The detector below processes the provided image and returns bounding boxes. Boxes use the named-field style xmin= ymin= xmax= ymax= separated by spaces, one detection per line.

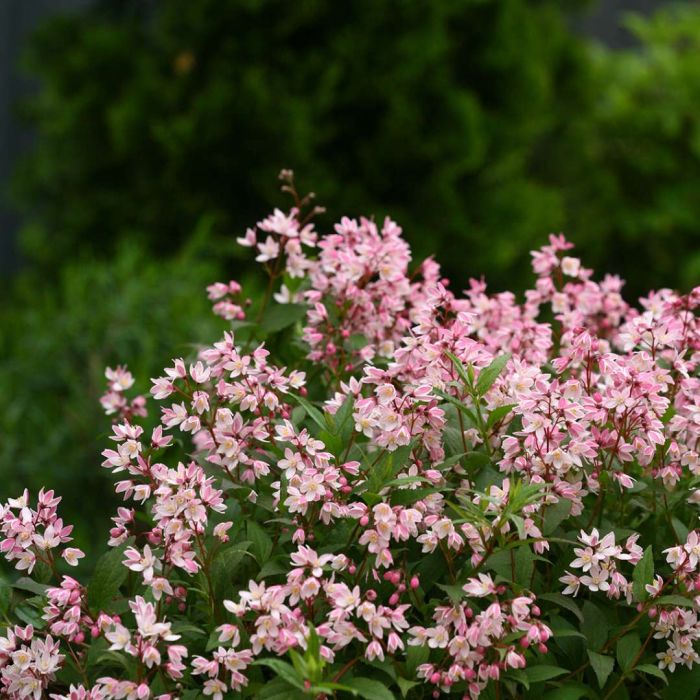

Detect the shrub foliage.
xmin=1 ymin=174 xmax=698 ymax=699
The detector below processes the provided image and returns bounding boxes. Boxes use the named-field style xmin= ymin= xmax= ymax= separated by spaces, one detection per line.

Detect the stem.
xmin=332 ymin=657 xmax=359 ymax=682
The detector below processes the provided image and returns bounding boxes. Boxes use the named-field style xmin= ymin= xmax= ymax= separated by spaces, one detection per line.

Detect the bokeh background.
xmin=1 ymin=0 xmax=699 ymax=560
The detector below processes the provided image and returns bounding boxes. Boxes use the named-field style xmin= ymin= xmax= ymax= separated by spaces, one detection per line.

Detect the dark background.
xmin=0 ymin=0 xmax=671 ymax=278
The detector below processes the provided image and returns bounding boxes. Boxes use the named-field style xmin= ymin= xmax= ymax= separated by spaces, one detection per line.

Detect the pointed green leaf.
xmin=87 ymin=543 xmax=129 ymax=613
xmin=525 ymin=665 xmax=569 ymax=683
xmin=260 ymin=303 xmax=307 ymax=333
xmin=344 ymin=677 xmax=396 ymax=700
xmin=476 ymin=353 xmax=511 ymax=395
xmin=637 ymin=664 xmax=667 ymax=684
xmin=486 ymin=404 xmax=516 ymax=430
xmin=633 ymin=546 xmax=654 ymax=602
xmin=616 ymin=634 xmax=641 ymax=672
xmin=253 ymin=658 xmax=304 ymax=689
xmin=587 ymin=650 xmax=614 ymax=689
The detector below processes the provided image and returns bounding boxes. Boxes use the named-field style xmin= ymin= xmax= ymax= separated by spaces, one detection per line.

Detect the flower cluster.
xmin=560 ymin=528 xmax=643 ymax=599
xmin=2 ymin=174 xmax=699 ymax=698
xmin=0 ymin=625 xmax=63 ymax=699
xmin=409 ymin=575 xmax=551 ymax=696
xmin=0 ymin=490 xmax=83 ymax=575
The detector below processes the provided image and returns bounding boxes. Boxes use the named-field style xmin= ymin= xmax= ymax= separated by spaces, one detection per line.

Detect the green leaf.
xmin=550 ymin=627 xmax=586 ymax=639
xmin=434 ymin=388 xmax=473 ymax=418
xmin=87 ymin=543 xmax=129 ymax=612
xmin=180 ymin=691 xmax=202 ymax=700
xmin=171 ymin=623 xmax=206 ymax=638
xmin=632 ymin=546 xmax=654 ymax=602
xmin=344 ymin=677 xmax=396 ymax=700
xmin=436 ymin=582 xmax=466 ymax=603
xmin=460 ymin=451 xmax=492 ymax=470
xmin=390 ymin=487 xmax=439 ymax=506
xmin=662 ymin=664 xmax=700 ymax=698
xmin=15 ymin=603 xmax=44 ymax=627
xmin=616 ymin=634 xmax=641 ymax=672
xmin=405 ymin=644 xmax=429 ymax=676
xmin=637 ymin=664 xmax=667 ymax=684
xmin=542 ymin=500 xmax=572 ymax=535
xmin=311 ymin=682 xmax=357 ymax=695
xmin=445 ymin=350 xmax=473 ymax=388
xmin=260 ymin=303 xmax=307 ymax=333
xmin=671 ymin=517 xmax=689 ymax=544
xmin=253 ymin=658 xmax=304 ymax=689
xmin=486 ymin=403 xmax=516 ymax=430
xmin=288 ymin=648 xmax=309 ymax=680
xmin=247 ymin=520 xmax=273 ymax=564
xmin=397 ymin=677 xmax=419 ymax=697
xmin=256 ymin=678 xmax=305 ymax=700
xmin=544 ymin=682 xmax=600 ymax=700
xmin=514 ymin=545 xmax=535 ymax=585
xmin=581 ymin=601 xmax=610 ymax=650
xmin=291 ymin=395 xmax=327 ymax=432
xmin=525 ymin=665 xmax=569 ymax=683
xmin=12 ymin=577 xmax=49 ymax=596
xmin=211 ymin=541 xmax=252 ymax=598
xmin=257 ymin=556 xmax=289 ymax=580
xmin=476 ymin=353 xmax=511 ymax=395
xmin=0 ymin=578 xmax=11 ymax=615
xmin=331 ymin=394 xmax=356 ymax=444
xmin=383 ymin=476 xmax=431 ymax=488
xmin=656 ymin=594 xmax=695 ymax=608
xmin=306 ymin=624 xmax=321 ymax=662
xmin=587 ymin=650 xmax=615 ymax=689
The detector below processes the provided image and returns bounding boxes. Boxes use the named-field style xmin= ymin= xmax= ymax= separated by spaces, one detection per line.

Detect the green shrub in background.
xmin=12 ymin=0 xmax=594 ymax=294
xmin=13 ymin=1 xmax=700 ymax=299
xmin=567 ymin=5 xmax=700 ymax=295
xmin=0 ymin=227 xmax=228 ymax=560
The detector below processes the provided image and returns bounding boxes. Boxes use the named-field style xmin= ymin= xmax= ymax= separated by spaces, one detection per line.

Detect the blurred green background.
xmin=1 ymin=0 xmax=699 ymax=559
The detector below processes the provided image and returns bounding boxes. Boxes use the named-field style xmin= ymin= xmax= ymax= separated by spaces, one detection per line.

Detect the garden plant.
xmin=1 ymin=173 xmax=698 ymax=699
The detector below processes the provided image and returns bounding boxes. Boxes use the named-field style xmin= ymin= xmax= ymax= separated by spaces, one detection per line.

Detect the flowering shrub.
xmin=1 ymin=171 xmax=698 ymax=699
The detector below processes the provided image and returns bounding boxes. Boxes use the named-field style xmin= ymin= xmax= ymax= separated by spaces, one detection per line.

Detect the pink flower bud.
xmin=410 ymin=576 xmax=420 ymax=590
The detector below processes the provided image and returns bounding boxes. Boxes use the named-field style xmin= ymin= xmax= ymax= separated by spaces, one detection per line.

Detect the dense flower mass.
xmin=1 ymin=172 xmax=699 ymax=698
